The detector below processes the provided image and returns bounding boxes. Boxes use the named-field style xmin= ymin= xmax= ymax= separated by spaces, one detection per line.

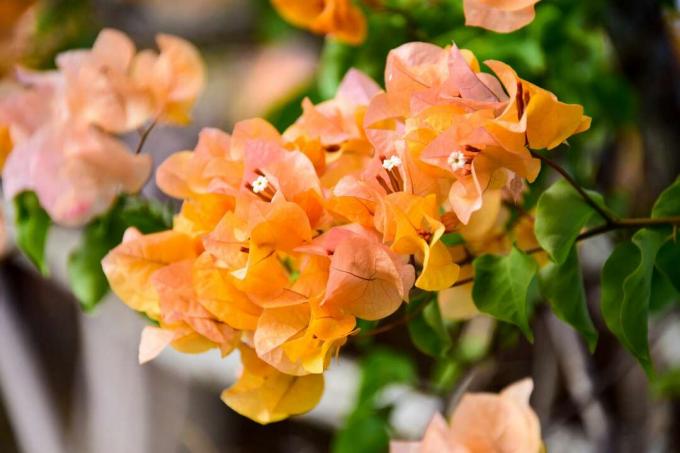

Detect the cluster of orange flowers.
xmin=103 ymin=40 xmax=589 ymax=423
xmin=271 ymin=0 xmax=543 ymax=45
xmin=0 ymin=29 xmax=203 ymax=226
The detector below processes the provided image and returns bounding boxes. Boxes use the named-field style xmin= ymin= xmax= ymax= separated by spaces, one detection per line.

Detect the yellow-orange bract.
xmin=272 ymin=0 xmax=366 ymax=45
xmin=102 ymin=41 xmax=589 ymax=424
xmin=390 ymin=379 xmax=543 ymax=452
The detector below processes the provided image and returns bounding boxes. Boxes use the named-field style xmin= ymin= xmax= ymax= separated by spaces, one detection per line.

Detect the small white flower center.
xmin=382 ymin=155 xmax=402 ymax=171
xmin=251 ymin=175 xmax=269 ymax=193
xmin=447 ymin=151 xmax=466 ymax=171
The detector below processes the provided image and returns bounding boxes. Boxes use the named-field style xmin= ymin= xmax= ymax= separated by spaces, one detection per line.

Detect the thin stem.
xmin=359 ymin=215 xmax=680 ymax=336
xmin=135 ymin=119 xmax=158 ymax=155
xmin=530 ymin=150 xmax=615 ymax=224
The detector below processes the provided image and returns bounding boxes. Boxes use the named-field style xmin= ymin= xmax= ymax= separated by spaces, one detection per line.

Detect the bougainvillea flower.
xmin=382 ymin=192 xmax=459 ymax=291
xmin=485 ymin=60 xmax=591 ymax=151
xmin=271 ymin=0 xmax=366 ymax=45
xmin=131 ymin=33 xmax=205 ymax=125
xmin=3 ymin=123 xmax=152 ymax=226
xmin=390 ymin=379 xmax=542 ymax=452
xmin=152 ymin=260 xmax=240 ymax=354
xmin=56 ymin=29 xmax=153 ymax=133
xmin=0 ymin=28 xmax=204 ymax=226
xmin=99 ymin=39 xmax=591 ymax=425
xmin=316 ymin=226 xmax=415 ymax=320
xmin=463 ymin=0 xmax=541 ymax=33
xmin=102 ymin=227 xmax=199 ymax=319
xmin=221 ymin=346 xmax=324 ymax=424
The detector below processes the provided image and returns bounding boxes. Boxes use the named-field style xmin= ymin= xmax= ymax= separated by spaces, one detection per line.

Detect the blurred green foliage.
xmin=333 ymin=348 xmax=416 ymax=453
xmin=67 ymin=195 xmax=173 ymax=312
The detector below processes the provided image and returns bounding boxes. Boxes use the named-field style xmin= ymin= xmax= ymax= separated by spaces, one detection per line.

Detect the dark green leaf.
xmin=656 ymin=239 xmax=680 ymax=294
xmin=649 ymin=267 xmax=679 ymax=313
xmin=14 ymin=191 xmax=51 ymax=275
xmin=407 ymin=296 xmax=452 ymax=357
xmin=535 ymin=180 xmax=605 ymax=264
xmin=539 ymin=246 xmax=598 ymax=352
xmin=651 ymin=176 xmax=680 ymax=218
xmin=601 ymin=229 xmax=665 ymax=375
xmin=472 ymin=247 xmax=538 ymax=341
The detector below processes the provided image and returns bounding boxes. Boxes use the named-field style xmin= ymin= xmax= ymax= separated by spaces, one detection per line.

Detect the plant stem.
xmin=360 ymin=214 xmax=680 ymax=336
xmin=135 ymin=119 xmax=157 ymax=155
xmin=530 ymin=150 xmax=616 ymax=224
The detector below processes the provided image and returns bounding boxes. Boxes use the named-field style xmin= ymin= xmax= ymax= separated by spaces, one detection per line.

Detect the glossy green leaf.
xmin=601 ymin=229 xmax=665 ymax=375
xmin=656 ymin=239 xmax=680 ymax=294
xmin=649 ymin=267 xmax=679 ymax=313
xmin=535 ymin=180 xmax=605 ymax=264
xmin=472 ymin=247 xmax=538 ymax=341
xmin=407 ymin=296 xmax=452 ymax=358
xmin=14 ymin=191 xmax=51 ymax=276
xmin=651 ymin=176 xmax=680 ymax=219
xmin=539 ymin=246 xmax=598 ymax=352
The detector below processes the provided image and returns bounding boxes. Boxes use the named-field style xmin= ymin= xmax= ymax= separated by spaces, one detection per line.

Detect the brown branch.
xmin=359 ymin=215 xmax=680 ymax=337
xmin=135 ymin=119 xmax=158 ymax=155
xmin=530 ymin=149 xmax=616 ymax=224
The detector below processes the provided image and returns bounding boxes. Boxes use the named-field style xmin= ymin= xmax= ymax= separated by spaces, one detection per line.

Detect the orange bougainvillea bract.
xmin=101 ymin=39 xmax=588 ymax=423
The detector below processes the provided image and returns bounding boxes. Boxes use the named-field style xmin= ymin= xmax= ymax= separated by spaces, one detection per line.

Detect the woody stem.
xmin=361 ymin=215 xmax=680 ymax=336
xmin=530 ymin=149 xmax=616 ymax=225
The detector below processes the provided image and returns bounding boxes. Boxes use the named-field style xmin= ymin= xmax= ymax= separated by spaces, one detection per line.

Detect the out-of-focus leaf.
xmin=430 ymin=358 xmax=461 ymax=394
xmin=318 ymin=39 xmax=355 ymax=100
xmin=472 ymin=247 xmax=538 ymax=341
xmin=535 ymin=180 xmax=606 ymax=264
xmin=601 ymin=229 xmax=665 ymax=375
xmin=407 ymin=295 xmax=452 ymax=358
xmin=357 ymin=348 xmax=416 ymax=404
xmin=332 ymin=413 xmax=390 ymax=453
xmin=539 ymin=246 xmax=598 ymax=352
xmin=68 ymin=196 xmax=173 ymax=311
xmin=333 ymin=347 xmax=415 ymax=453
xmin=14 ymin=191 xmax=51 ymax=275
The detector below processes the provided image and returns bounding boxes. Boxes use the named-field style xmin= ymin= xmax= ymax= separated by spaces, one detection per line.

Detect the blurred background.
xmin=1 ymin=0 xmax=680 ymax=452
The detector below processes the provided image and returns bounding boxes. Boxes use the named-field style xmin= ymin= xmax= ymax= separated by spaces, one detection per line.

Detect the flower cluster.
xmin=391 ymin=379 xmax=542 ymax=452
xmin=0 ymin=28 xmax=204 ymax=226
xmin=270 ymin=0 xmax=543 ymax=45
xmin=102 ymin=41 xmax=588 ymax=423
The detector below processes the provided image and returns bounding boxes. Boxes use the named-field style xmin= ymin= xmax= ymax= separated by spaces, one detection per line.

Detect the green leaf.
xmin=14 ymin=191 xmax=51 ymax=275
xmin=534 ymin=180 xmax=605 ymax=264
xmin=649 ymin=267 xmax=679 ymax=313
xmin=601 ymin=229 xmax=665 ymax=375
xmin=539 ymin=247 xmax=598 ymax=352
xmin=317 ymin=39 xmax=354 ymax=100
xmin=472 ymin=247 xmax=538 ymax=341
xmin=357 ymin=348 xmax=416 ymax=404
xmin=332 ymin=413 xmax=389 ymax=453
xmin=651 ymin=176 xmax=680 ymax=219
xmin=407 ymin=296 xmax=452 ymax=358
xmin=656 ymin=239 xmax=680 ymax=294
xmin=68 ymin=196 xmax=173 ymax=311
